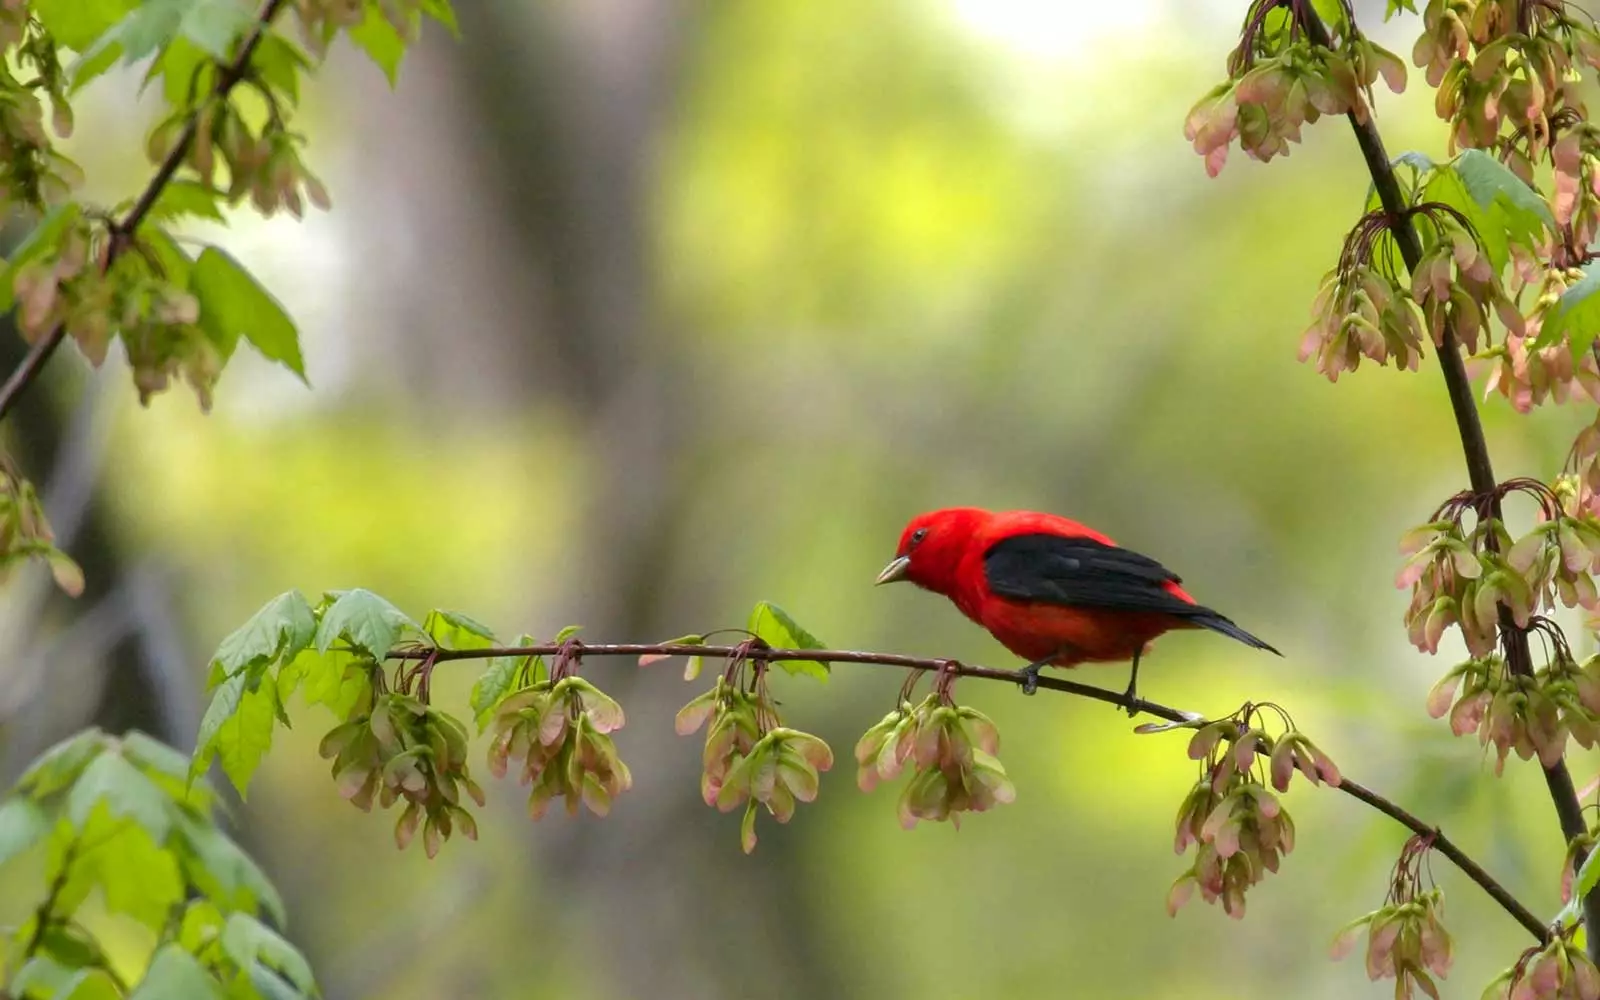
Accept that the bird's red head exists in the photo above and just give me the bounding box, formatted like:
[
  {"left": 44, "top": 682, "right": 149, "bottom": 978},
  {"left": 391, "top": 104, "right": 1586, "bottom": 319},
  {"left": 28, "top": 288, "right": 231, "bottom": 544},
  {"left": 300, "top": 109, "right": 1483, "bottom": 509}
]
[{"left": 875, "top": 507, "right": 994, "bottom": 597}]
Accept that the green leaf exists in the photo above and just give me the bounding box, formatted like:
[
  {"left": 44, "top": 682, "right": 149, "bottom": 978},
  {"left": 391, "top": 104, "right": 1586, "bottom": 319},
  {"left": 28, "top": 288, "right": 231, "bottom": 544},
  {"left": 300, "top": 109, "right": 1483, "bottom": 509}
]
[
  {"left": 67, "top": 37, "right": 126, "bottom": 93},
  {"left": 250, "top": 33, "right": 311, "bottom": 104},
  {"left": 191, "top": 671, "right": 247, "bottom": 787},
  {"left": 148, "top": 34, "right": 211, "bottom": 106},
  {"left": 191, "top": 246, "right": 307, "bottom": 381},
  {"left": 315, "top": 588, "right": 417, "bottom": 661},
  {"left": 221, "top": 913, "right": 318, "bottom": 995},
  {"left": 67, "top": 805, "right": 186, "bottom": 929},
  {"left": 0, "top": 797, "right": 51, "bottom": 869},
  {"left": 121, "top": 730, "right": 198, "bottom": 782},
  {"left": 1454, "top": 149, "right": 1555, "bottom": 226},
  {"left": 18, "top": 728, "right": 109, "bottom": 798},
  {"left": 469, "top": 634, "right": 541, "bottom": 731},
  {"left": 1535, "top": 262, "right": 1600, "bottom": 356},
  {"left": 424, "top": 609, "right": 498, "bottom": 650},
  {"left": 747, "top": 601, "right": 830, "bottom": 681},
  {"left": 421, "top": 0, "right": 459, "bottom": 35},
  {"left": 148, "top": 180, "right": 227, "bottom": 225},
  {"left": 0, "top": 202, "right": 84, "bottom": 313},
  {"left": 174, "top": 812, "right": 286, "bottom": 927},
  {"left": 67, "top": 750, "right": 173, "bottom": 842},
  {"left": 210, "top": 590, "right": 317, "bottom": 684},
  {"left": 296, "top": 652, "right": 372, "bottom": 718},
  {"left": 1422, "top": 167, "right": 1508, "bottom": 274},
  {"left": 348, "top": 5, "right": 409, "bottom": 85},
  {"left": 131, "top": 945, "right": 220, "bottom": 1000},
  {"left": 33, "top": 0, "right": 137, "bottom": 49},
  {"left": 1574, "top": 849, "right": 1600, "bottom": 920},
  {"left": 215, "top": 678, "right": 282, "bottom": 798},
  {"left": 12, "top": 957, "right": 121, "bottom": 1000},
  {"left": 177, "top": 0, "right": 253, "bottom": 59}
]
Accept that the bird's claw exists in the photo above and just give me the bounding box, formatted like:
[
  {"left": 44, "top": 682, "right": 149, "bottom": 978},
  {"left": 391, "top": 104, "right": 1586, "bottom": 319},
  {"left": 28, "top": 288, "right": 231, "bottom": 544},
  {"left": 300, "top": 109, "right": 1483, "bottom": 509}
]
[
  {"left": 1017, "top": 664, "right": 1043, "bottom": 696},
  {"left": 1121, "top": 682, "right": 1139, "bottom": 718}
]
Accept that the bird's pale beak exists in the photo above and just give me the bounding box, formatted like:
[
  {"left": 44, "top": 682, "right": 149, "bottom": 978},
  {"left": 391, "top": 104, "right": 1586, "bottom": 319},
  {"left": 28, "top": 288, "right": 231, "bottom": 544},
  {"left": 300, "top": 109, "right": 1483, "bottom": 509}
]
[{"left": 875, "top": 555, "right": 911, "bottom": 586}]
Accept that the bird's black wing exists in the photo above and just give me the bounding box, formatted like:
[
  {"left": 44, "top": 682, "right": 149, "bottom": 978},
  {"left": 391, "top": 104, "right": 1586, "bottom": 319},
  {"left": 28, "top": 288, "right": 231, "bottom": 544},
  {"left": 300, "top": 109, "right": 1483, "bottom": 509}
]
[
  {"left": 982, "top": 532, "right": 1280, "bottom": 654},
  {"left": 982, "top": 533, "right": 1194, "bottom": 616}
]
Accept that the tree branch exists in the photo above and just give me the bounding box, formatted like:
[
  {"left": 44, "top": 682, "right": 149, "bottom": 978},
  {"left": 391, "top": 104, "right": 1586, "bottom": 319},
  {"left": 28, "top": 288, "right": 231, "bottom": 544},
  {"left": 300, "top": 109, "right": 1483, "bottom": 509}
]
[
  {"left": 0, "top": 0, "right": 289, "bottom": 424},
  {"left": 1294, "top": 3, "right": 1592, "bottom": 954},
  {"left": 391, "top": 639, "right": 1550, "bottom": 941}
]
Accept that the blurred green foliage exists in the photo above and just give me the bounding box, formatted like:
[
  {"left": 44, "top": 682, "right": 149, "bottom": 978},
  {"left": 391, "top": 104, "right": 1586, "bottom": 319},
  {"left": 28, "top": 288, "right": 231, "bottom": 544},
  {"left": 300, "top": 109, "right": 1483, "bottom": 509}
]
[{"left": 10, "top": 0, "right": 1600, "bottom": 998}]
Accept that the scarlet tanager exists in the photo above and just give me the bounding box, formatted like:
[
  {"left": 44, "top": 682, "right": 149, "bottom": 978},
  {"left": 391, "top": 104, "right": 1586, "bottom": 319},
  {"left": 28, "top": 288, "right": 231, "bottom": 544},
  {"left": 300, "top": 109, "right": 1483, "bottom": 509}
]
[{"left": 875, "top": 508, "right": 1280, "bottom": 704}]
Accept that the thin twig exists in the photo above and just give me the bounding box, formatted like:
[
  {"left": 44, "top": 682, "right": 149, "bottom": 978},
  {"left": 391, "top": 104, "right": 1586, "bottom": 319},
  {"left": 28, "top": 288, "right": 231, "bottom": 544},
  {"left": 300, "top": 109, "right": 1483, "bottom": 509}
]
[
  {"left": 1293, "top": 2, "right": 1592, "bottom": 953},
  {"left": 0, "top": 0, "right": 290, "bottom": 423},
  {"left": 390, "top": 639, "right": 1550, "bottom": 941}
]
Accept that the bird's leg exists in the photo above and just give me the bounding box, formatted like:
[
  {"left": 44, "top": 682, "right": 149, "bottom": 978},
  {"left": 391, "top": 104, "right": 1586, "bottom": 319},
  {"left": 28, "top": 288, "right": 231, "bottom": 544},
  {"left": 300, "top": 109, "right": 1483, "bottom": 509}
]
[{"left": 1121, "top": 648, "right": 1144, "bottom": 717}]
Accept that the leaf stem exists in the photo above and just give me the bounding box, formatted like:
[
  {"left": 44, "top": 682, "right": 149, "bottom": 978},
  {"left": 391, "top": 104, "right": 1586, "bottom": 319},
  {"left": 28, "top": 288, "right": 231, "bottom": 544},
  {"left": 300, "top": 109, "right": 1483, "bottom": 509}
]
[
  {"left": 1292, "top": 1, "right": 1591, "bottom": 953},
  {"left": 0, "top": 0, "right": 290, "bottom": 424},
  {"left": 395, "top": 639, "right": 1550, "bottom": 941}
]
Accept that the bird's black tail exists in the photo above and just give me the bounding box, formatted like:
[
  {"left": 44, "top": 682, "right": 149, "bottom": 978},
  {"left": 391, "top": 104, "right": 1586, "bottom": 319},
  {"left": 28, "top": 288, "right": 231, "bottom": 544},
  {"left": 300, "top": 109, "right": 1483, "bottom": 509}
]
[{"left": 1185, "top": 608, "right": 1281, "bottom": 656}]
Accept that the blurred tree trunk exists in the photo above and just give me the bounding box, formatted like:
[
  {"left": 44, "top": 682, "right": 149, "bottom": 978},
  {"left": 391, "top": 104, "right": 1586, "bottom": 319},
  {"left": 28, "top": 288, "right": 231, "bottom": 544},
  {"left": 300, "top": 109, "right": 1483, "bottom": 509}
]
[
  {"left": 321, "top": 2, "right": 848, "bottom": 996},
  {"left": 0, "top": 318, "right": 194, "bottom": 786}
]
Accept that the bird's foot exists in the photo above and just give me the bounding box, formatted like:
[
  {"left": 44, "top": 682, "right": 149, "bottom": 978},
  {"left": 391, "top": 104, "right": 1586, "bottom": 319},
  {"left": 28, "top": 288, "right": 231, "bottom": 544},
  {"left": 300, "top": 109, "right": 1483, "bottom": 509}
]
[
  {"left": 1016, "top": 660, "right": 1048, "bottom": 696},
  {"left": 1121, "top": 678, "right": 1140, "bottom": 718}
]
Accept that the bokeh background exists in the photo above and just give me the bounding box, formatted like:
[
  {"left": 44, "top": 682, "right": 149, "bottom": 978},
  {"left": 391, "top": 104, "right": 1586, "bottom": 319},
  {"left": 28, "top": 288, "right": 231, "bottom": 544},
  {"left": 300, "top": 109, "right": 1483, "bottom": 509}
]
[{"left": 4, "top": 0, "right": 1599, "bottom": 997}]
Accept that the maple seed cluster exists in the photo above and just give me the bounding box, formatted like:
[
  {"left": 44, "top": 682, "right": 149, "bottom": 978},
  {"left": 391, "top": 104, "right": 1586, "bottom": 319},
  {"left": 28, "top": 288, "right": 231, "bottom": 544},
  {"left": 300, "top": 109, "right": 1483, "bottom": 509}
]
[
  {"left": 1167, "top": 713, "right": 1337, "bottom": 920},
  {"left": 1185, "top": 2, "right": 1405, "bottom": 177},
  {"left": 676, "top": 674, "right": 833, "bottom": 854},
  {"left": 1401, "top": 497, "right": 1600, "bottom": 656},
  {"left": 289, "top": 0, "right": 438, "bottom": 57},
  {"left": 1414, "top": 0, "right": 1599, "bottom": 159},
  {"left": 0, "top": 10, "right": 83, "bottom": 213},
  {"left": 10, "top": 215, "right": 222, "bottom": 409},
  {"left": 318, "top": 690, "right": 486, "bottom": 859},
  {"left": 0, "top": 462, "right": 82, "bottom": 596},
  {"left": 1330, "top": 873, "right": 1452, "bottom": 998},
  {"left": 1486, "top": 938, "right": 1600, "bottom": 1000},
  {"left": 486, "top": 676, "right": 632, "bottom": 820},
  {"left": 854, "top": 692, "right": 1015, "bottom": 830},
  {"left": 1299, "top": 209, "right": 1518, "bottom": 383},
  {"left": 1402, "top": 483, "right": 1600, "bottom": 770},
  {"left": 148, "top": 99, "right": 330, "bottom": 221}
]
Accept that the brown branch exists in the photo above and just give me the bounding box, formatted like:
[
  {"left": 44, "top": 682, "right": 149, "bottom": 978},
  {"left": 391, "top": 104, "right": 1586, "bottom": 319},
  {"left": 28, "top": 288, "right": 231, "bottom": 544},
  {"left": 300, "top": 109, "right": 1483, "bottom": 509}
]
[
  {"left": 1293, "top": 3, "right": 1592, "bottom": 953},
  {"left": 0, "top": 0, "right": 290, "bottom": 424},
  {"left": 392, "top": 639, "right": 1550, "bottom": 941}
]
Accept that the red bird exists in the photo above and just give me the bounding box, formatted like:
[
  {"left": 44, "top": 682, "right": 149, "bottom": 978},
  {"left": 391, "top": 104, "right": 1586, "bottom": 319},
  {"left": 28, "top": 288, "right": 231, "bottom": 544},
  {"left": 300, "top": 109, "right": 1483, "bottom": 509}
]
[{"left": 875, "top": 508, "right": 1279, "bottom": 706}]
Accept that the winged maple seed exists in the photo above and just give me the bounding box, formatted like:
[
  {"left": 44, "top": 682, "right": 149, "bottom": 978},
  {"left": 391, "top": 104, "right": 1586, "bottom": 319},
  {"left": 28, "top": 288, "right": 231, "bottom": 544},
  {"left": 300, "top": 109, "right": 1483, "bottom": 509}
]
[{"left": 486, "top": 676, "right": 631, "bottom": 821}]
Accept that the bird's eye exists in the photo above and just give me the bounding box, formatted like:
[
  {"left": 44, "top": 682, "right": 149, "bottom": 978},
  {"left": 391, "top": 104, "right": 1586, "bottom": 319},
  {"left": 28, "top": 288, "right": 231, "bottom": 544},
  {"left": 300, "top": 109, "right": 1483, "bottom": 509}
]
[{"left": 910, "top": 527, "right": 929, "bottom": 547}]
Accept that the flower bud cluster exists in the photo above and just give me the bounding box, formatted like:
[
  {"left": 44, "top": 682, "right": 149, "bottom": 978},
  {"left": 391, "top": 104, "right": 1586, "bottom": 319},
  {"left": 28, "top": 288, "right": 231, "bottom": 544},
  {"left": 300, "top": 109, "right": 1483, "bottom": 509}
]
[
  {"left": 486, "top": 676, "right": 632, "bottom": 820},
  {"left": 1167, "top": 716, "right": 1334, "bottom": 919},
  {"left": 854, "top": 693, "right": 1015, "bottom": 830},
  {"left": 1186, "top": 10, "right": 1404, "bottom": 177},
  {"left": 1330, "top": 888, "right": 1453, "bottom": 998},
  {"left": 676, "top": 675, "right": 833, "bottom": 853},
  {"left": 319, "top": 691, "right": 486, "bottom": 858}
]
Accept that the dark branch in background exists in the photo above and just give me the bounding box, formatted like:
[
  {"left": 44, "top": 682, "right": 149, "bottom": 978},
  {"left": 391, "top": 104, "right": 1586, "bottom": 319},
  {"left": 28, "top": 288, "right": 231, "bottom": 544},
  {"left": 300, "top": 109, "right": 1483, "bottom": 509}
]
[
  {"left": 392, "top": 640, "right": 1550, "bottom": 941},
  {"left": 0, "top": 0, "right": 289, "bottom": 423},
  {"left": 1293, "top": 3, "right": 1595, "bottom": 954}
]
